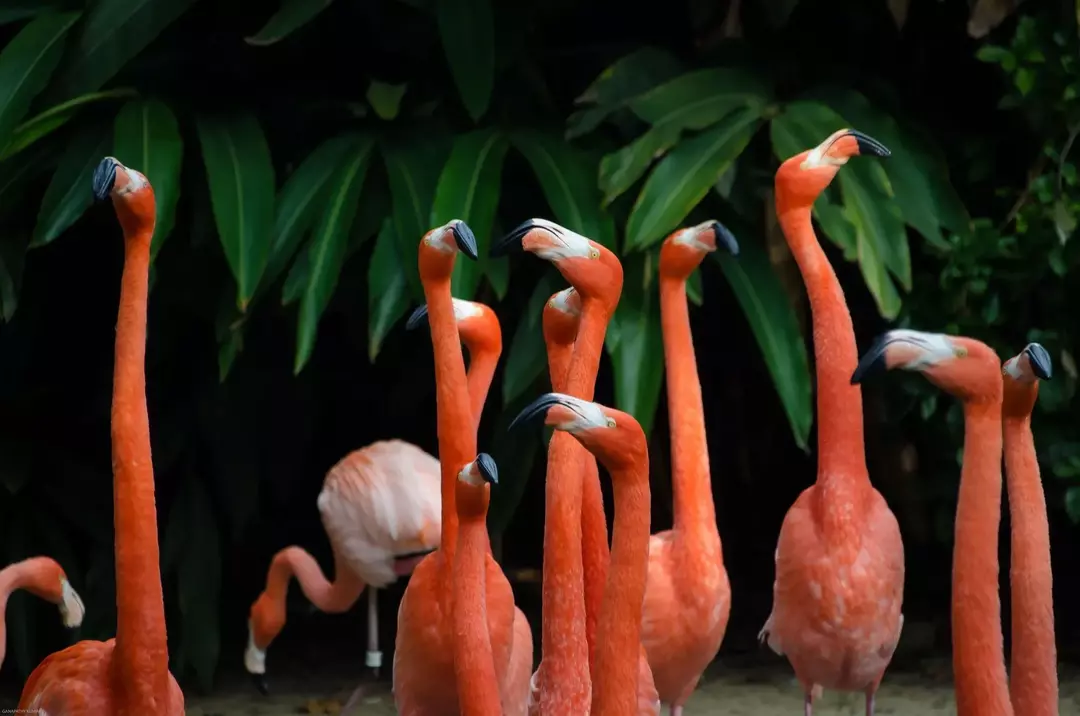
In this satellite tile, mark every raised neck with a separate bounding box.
[591,450,651,715]
[776,206,868,487]
[111,231,170,711]
[1002,409,1058,715]
[452,514,501,714]
[465,346,498,437]
[953,401,1013,716]
[659,275,719,542]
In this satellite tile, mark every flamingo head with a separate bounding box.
[57,576,85,629]
[542,287,582,347]
[492,219,623,304]
[1002,342,1052,417]
[455,453,498,519]
[851,329,1002,403]
[509,393,645,470]
[775,129,889,209]
[659,220,739,279]
[246,590,285,693]
[406,297,502,355]
[92,157,156,237]
[418,219,478,281]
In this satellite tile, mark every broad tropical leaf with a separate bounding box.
[0,2,64,26]
[368,217,410,362]
[367,81,408,121]
[502,271,559,406]
[196,113,276,311]
[606,251,663,437]
[0,12,81,152]
[245,0,335,46]
[629,68,773,130]
[624,107,762,251]
[598,122,682,207]
[431,129,509,300]
[173,476,222,692]
[686,267,703,306]
[31,125,111,247]
[436,0,494,122]
[294,135,375,374]
[0,88,136,161]
[511,130,616,248]
[113,99,183,261]
[0,233,28,321]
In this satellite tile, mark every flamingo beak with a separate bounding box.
[405,304,429,331]
[829,129,891,159]
[475,452,499,485]
[707,220,740,256]
[1024,342,1053,381]
[508,392,571,430]
[491,218,538,258]
[449,220,478,260]
[92,157,119,201]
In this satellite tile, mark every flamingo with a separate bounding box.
[393,220,530,716]
[452,453,503,716]
[493,219,658,714]
[510,393,652,715]
[245,298,504,693]
[1002,343,1058,715]
[758,129,905,716]
[642,221,736,716]
[19,157,183,713]
[851,329,1013,715]
[0,557,85,671]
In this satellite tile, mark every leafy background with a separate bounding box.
[1,0,1079,695]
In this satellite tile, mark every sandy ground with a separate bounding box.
[178,661,1080,715]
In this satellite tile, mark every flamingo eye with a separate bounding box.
[954,346,968,358]
[589,247,600,259]
[605,417,616,428]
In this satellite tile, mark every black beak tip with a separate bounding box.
[1025,342,1053,381]
[508,391,560,432]
[490,219,536,258]
[405,304,429,331]
[252,673,269,696]
[847,129,891,158]
[710,221,739,256]
[450,221,478,261]
[476,453,499,485]
[851,336,890,384]
[91,157,118,201]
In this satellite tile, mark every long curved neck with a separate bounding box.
[111,232,169,710]
[1003,407,1058,715]
[776,203,868,487]
[591,450,651,715]
[422,275,475,575]
[266,547,364,612]
[0,559,61,670]
[453,512,501,714]
[465,345,498,439]
[659,275,719,543]
[953,401,1013,716]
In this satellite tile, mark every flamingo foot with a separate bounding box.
[804,693,813,716]
[251,672,269,696]
[866,693,875,716]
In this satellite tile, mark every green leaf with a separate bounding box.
[487,394,541,537]
[502,272,559,406]
[382,135,451,300]
[0,233,28,322]
[368,217,410,362]
[813,199,858,260]
[41,0,197,103]
[173,476,222,692]
[262,133,360,299]
[436,0,494,122]
[30,124,111,248]
[511,130,616,249]
[0,2,64,26]
[294,135,374,374]
[567,47,685,139]
[112,99,183,261]
[714,234,812,451]
[280,248,308,307]
[367,81,408,121]
[215,293,245,383]
[245,0,334,46]
[196,113,276,311]
[625,107,762,252]
[629,68,773,131]
[598,122,682,207]
[486,256,509,299]
[0,12,82,152]
[605,252,663,437]
[686,267,703,306]
[431,129,509,300]
[1066,486,1080,523]
[0,140,56,216]
[0,88,136,161]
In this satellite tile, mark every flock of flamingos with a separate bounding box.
[0,126,1059,715]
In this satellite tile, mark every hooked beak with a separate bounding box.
[475,453,498,485]
[448,220,478,260]
[92,157,119,201]
[830,129,891,158]
[508,392,574,430]
[851,329,959,384]
[1024,342,1053,381]
[701,220,739,256]
[851,333,893,384]
[405,304,429,331]
[491,218,541,258]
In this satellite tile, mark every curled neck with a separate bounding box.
[421,275,477,570]
[111,231,169,711]
[453,511,501,714]
[776,203,868,487]
[1002,392,1058,716]
[591,449,651,715]
[953,401,1013,716]
[659,275,719,545]
[271,547,363,615]
[0,558,64,670]
[465,345,499,438]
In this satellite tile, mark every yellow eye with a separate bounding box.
[589,248,600,259]
[954,346,968,358]
[605,417,616,428]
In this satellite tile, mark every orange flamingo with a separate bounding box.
[851,329,1013,715]
[511,393,652,715]
[246,298,504,693]
[19,158,183,713]
[1002,343,1058,715]
[393,220,529,716]
[642,221,736,716]
[452,453,503,716]
[0,557,84,671]
[758,130,905,716]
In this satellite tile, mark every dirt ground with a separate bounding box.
[180,661,1080,715]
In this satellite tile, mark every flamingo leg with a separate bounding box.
[670,706,683,716]
[804,693,813,716]
[365,587,381,678]
[865,692,875,716]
